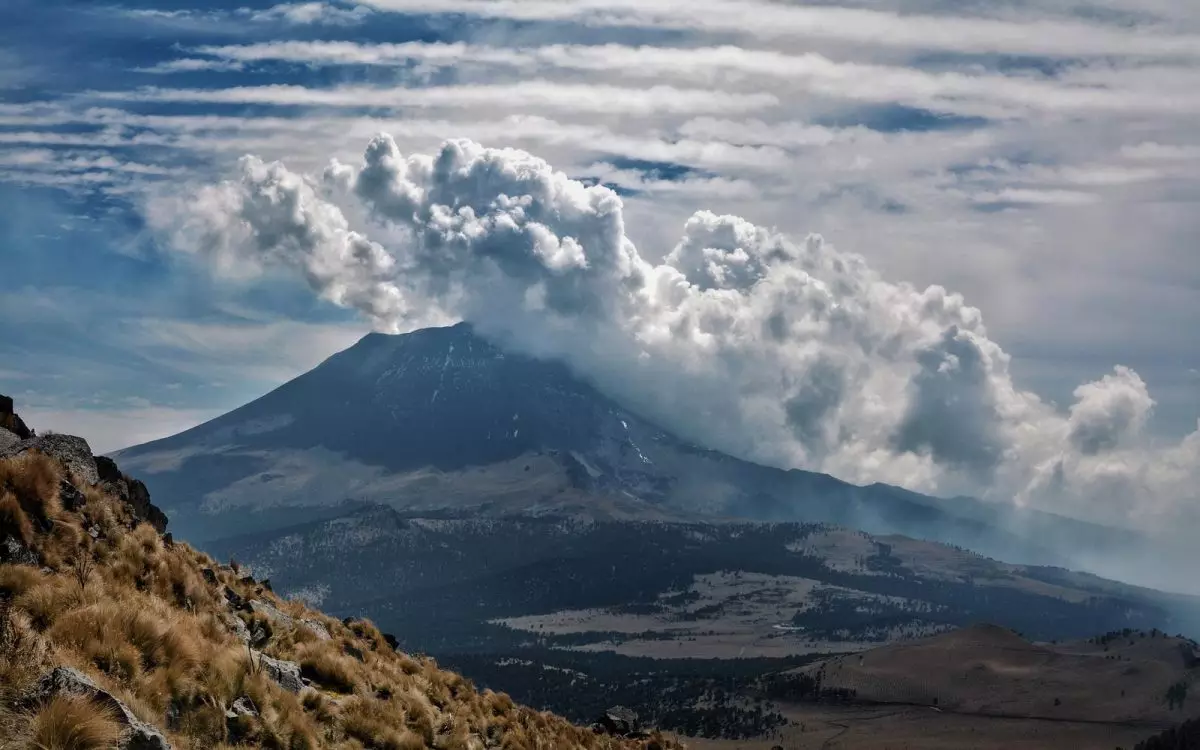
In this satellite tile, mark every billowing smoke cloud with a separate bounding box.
[146,134,1199,531]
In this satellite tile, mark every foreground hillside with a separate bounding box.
[0,415,678,748]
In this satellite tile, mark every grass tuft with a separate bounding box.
[30,694,123,750]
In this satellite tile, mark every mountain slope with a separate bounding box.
[203,507,1200,660]
[0,406,679,749]
[113,324,1139,571]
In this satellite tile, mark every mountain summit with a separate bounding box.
[115,325,1133,565]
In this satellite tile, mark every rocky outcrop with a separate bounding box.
[0,433,99,486]
[27,667,172,750]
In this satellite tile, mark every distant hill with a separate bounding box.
[113,323,1142,572]
[724,624,1200,750]
[784,623,1200,722]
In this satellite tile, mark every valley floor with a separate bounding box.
[686,703,1165,750]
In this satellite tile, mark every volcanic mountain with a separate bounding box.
[114,323,1135,566]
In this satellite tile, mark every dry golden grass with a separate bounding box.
[30,695,123,750]
[0,453,683,750]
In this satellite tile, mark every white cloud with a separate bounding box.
[96,82,780,116]
[181,41,1200,118]
[148,135,1200,532]
[971,188,1102,207]
[248,2,372,25]
[356,0,1200,58]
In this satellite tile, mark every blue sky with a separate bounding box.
[0,0,1198,530]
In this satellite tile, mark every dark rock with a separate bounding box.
[124,477,167,533]
[260,578,272,592]
[165,699,183,731]
[162,533,173,547]
[382,632,399,651]
[223,586,245,609]
[0,536,37,566]
[202,568,219,586]
[256,653,304,693]
[0,395,32,440]
[28,666,172,750]
[95,455,123,484]
[58,480,85,512]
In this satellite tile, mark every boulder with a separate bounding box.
[249,599,294,629]
[201,568,219,586]
[301,617,332,641]
[0,434,98,486]
[28,666,172,750]
[594,706,640,737]
[256,653,304,693]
